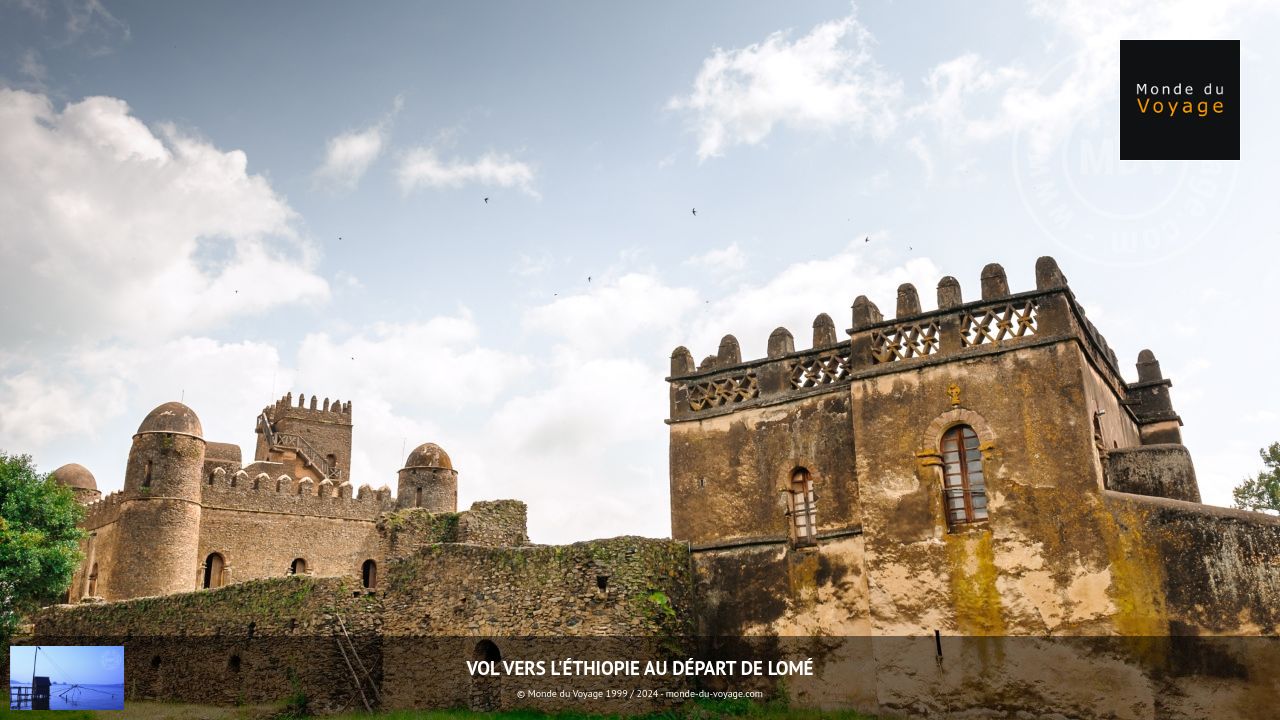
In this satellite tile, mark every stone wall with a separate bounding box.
[669,392,860,547]
[1107,445,1201,503]
[378,536,694,713]
[458,500,529,546]
[29,577,383,713]
[198,508,382,590]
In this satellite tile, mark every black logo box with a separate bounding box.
[1120,40,1239,160]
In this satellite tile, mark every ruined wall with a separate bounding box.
[378,537,694,713]
[30,577,383,713]
[458,500,529,546]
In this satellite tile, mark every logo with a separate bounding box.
[1120,40,1239,160]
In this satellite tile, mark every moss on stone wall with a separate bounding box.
[945,531,1005,636]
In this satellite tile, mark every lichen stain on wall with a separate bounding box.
[945,530,1005,636]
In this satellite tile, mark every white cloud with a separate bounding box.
[0,89,328,346]
[668,11,902,160]
[296,312,531,414]
[18,49,46,84]
[396,147,538,197]
[313,95,403,190]
[684,242,747,279]
[906,136,934,185]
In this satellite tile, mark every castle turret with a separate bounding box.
[255,392,353,482]
[51,463,101,505]
[108,401,206,600]
[396,442,458,512]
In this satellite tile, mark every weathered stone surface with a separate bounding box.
[1107,444,1201,502]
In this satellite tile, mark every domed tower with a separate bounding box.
[108,402,206,600]
[51,463,101,504]
[396,442,457,512]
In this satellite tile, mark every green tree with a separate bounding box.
[1232,442,1280,514]
[0,451,85,640]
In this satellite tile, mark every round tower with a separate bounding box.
[51,463,102,504]
[108,402,206,600]
[396,442,458,512]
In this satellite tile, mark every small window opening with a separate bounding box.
[142,460,153,488]
[150,655,161,670]
[941,425,988,527]
[290,558,307,575]
[596,575,609,592]
[788,468,817,547]
[227,655,241,673]
[415,486,423,507]
[87,562,99,596]
[362,559,377,589]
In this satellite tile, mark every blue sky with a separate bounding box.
[1,1,1278,542]
[9,645,124,685]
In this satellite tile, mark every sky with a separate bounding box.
[9,645,124,685]
[1,1,1278,543]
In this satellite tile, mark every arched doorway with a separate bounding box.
[469,640,502,711]
[290,558,307,576]
[361,559,377,589]
[203,553,225,589]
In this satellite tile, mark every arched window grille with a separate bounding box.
[941,425,988,526]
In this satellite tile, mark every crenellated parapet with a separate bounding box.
[668,256,1132,422]
[199,465,394,520]
[266,391,353,420]
[81,490,125,529]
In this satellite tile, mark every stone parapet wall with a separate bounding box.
[1106,445,1201,502]
[667,257,1130,424]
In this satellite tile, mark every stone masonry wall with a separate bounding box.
[378,537,694,713]
[30,577,382,713]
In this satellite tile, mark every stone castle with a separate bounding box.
[51,392,530,603]
[27,256,1280,718]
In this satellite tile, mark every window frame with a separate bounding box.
[787,467,817,548]
[940,424,988,528]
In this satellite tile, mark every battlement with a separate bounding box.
[667,256,1130,422]
[265,391,352,422]
[200,466,394,520]
[82,490,125,529]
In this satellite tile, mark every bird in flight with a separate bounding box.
[484,197,489,204]
[587,276,592,282]
[864,236,870,243]
[691,208,697,216]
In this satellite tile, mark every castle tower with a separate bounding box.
[396,442,458,512]
[108,402,206,600]
[50,463,101,504]
[254,392,353,482]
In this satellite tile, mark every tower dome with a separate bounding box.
[137,401,203,437]
[51,463,98,491]
[404,442,452,470]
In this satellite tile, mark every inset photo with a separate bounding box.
[9,645,124,711]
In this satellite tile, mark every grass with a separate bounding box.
[0,699,882,720]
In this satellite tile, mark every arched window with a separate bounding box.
[289,558,307,576]
[203,553,225,589]
[142,460,153,488]
[941,425,988,526]
[361,559,377,589]
[788,468,817,547]
[415,486,423,508]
